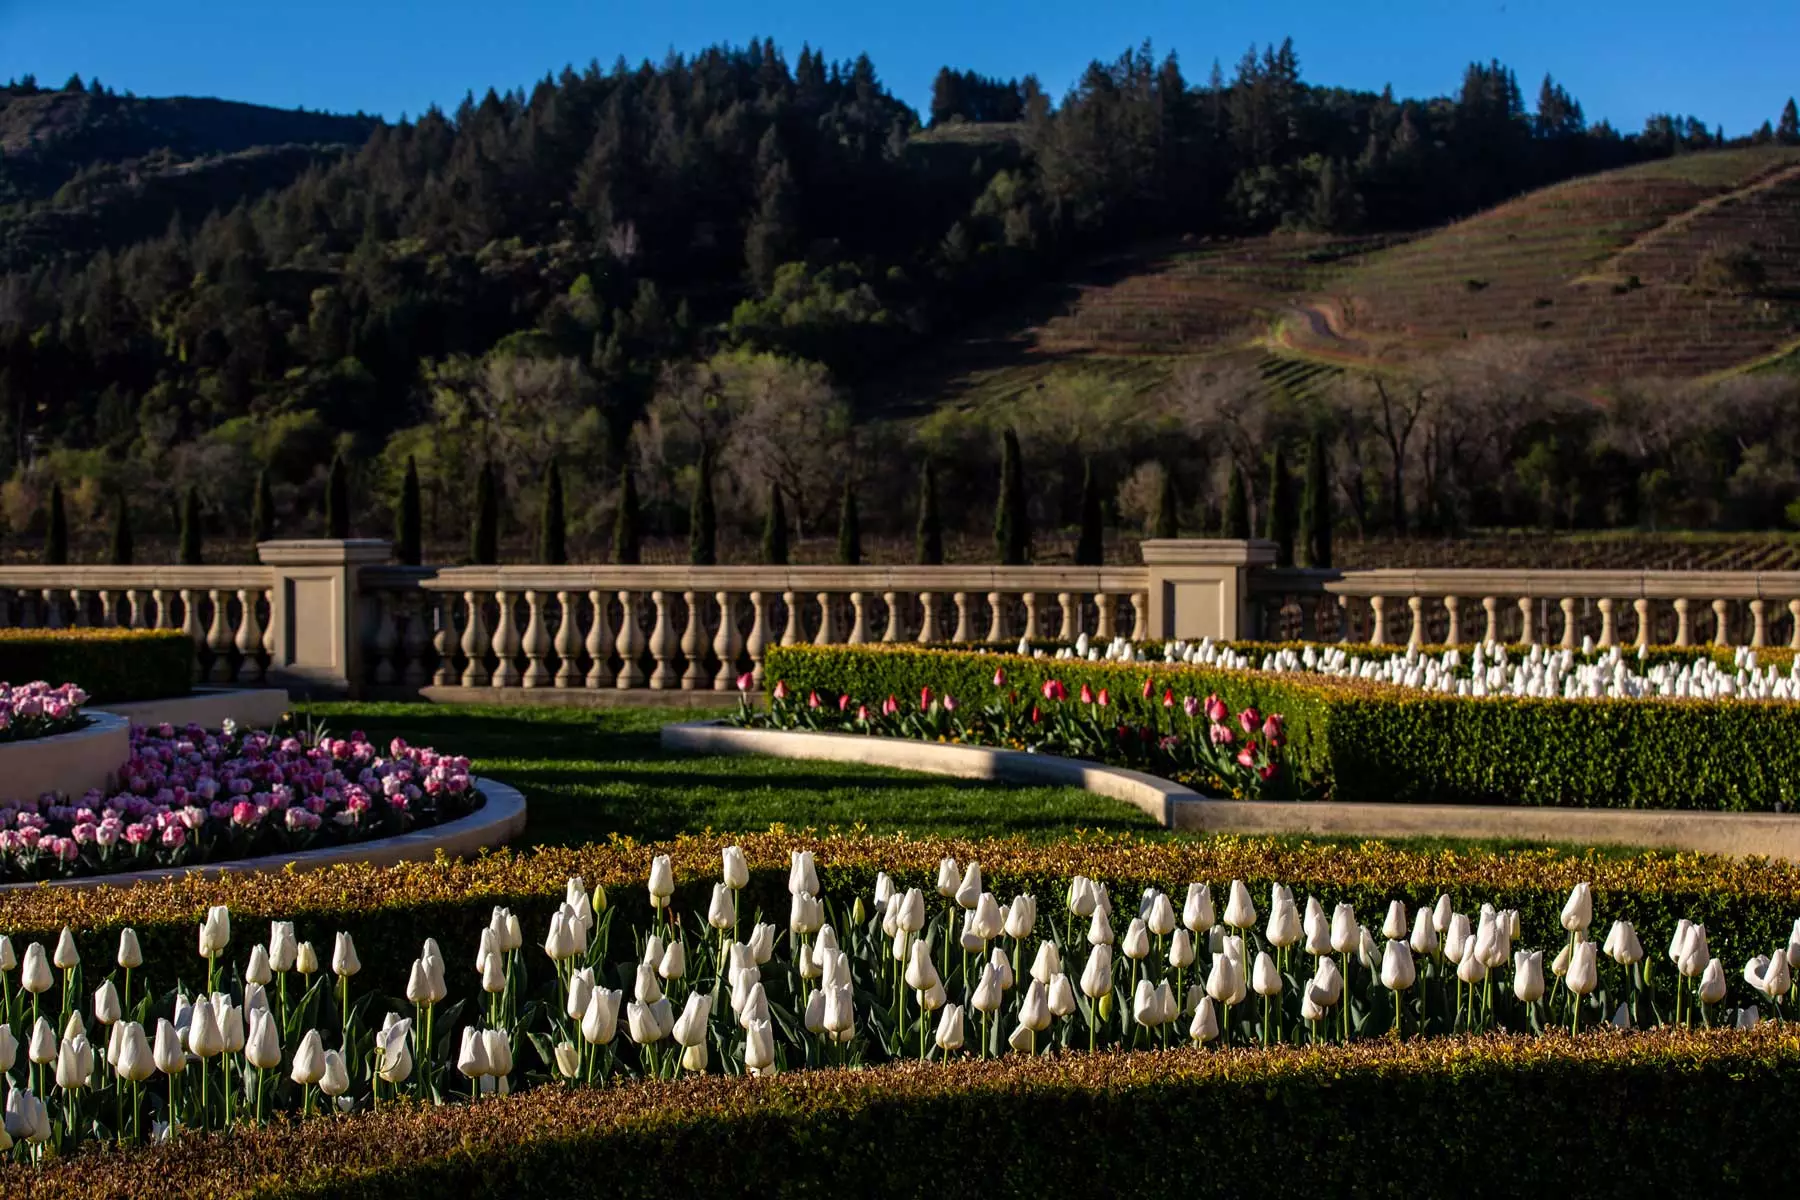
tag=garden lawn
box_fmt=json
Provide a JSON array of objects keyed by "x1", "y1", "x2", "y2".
[{"x1": 297, "y1": 703, "x2": 1659, "y2": 859}]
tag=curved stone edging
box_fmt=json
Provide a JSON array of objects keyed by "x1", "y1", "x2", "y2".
[
  {"x1": 0, "y1": 776, "x2": 528, "y2": 892},
  {"x1": 0, "y1": 712, "x2": 131, "y2": 806},
  {"x1": 105, "y1": 688, "x2": 291, "y2": 732},
  {"x1": 662, "y1": 722, "x2": 1800, "y2": 861}
]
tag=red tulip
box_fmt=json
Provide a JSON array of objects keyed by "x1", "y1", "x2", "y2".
[
  {"x1": 993, "y1": 668, "x2": 1007, "y2": 688},
  {"x1": 773, "y1": 680, "x2": 789, "y2": 701},
  {"x1": 857, "y1": 704, "x2": 869, "y2": 721},
  {"x1": 1261, "y1": 714, "x2": 1285, "y2": 747},
  {"x1": 1141, "y1": 677, "x2": 1154, "y2": 700},
  {"x1": 1237, "y1": 707, "x2": 1261, "y2": 734},
  {"x1": 1042, "y1": 679, "x2": 1068, "y2": 702},
  {"x1": 1097, "y1": 688, "x2": 1110, "y2": 708},
  {"x1": 839, "y1": 693, "x2": 851, "y2": 712},
  {"x1": 1080, "y1": 684, "x2": 1095, "y2": 705},
  {"x1": 1204, "y1": 694, "x2": 1227, "y2": 723},
  {"x1": 1029, "y1": 704, "x2": 1042, "y2": 724},
  {"x1": 943, "y1": 695, "x2": 958, "y2": 712},
  {"x1": 1209, "y1": 723, "x2": 1234, "y2": 746},
  {"x1": 1236, "y1": 741, "x2": 1258, "y2": 769},
  {"x1": 882, "y1": 695, "x2": 899, "y2": 716},
  {"x1": 808, "y1": 691, "x2": 822, "y2": 709},
  {"x1": 1162, "y1": 688, "x2": 1175, "y2": 708},
  {"x1": 1258, "y1": 763, "x2": 1279, "y2": 782},
  {"x1": 920, "y1": 686, "x2": 933, "y2": 710},
  {"x1": 736, "y1": 672, "x2": 755, "y2": 693}
]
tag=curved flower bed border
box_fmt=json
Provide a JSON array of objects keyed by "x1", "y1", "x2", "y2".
[
  {"x1": 664, "y1": 721, "x2": 1800, "y2": 861},
  {"x1": 0, "y1": 776, "x2": 524, "y2": 892},
  {"x1": 0, "y1": 712, "x2": 129, "y2": 811}
]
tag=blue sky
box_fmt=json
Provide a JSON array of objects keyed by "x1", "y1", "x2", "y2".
[{"x1": 3, "y1": 0, "x2": 1794, "y2": 135}]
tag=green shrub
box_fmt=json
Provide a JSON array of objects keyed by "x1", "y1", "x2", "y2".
[
  {"x1": 18, "y1": 1029, "x2": 1800, "y2": 1198},
  {"x1": 763, "y1": 643, "x2": 1800, "y2": 810},
  {"x1": 0, "y1": 629, "x2": 192, "y2": 702}
]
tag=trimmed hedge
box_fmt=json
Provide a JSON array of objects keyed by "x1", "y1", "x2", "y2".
[
  {"x1": 764, "y1": 643, "x2": 1800, "y2": 810},
  {"x1": 15, "y1": 1029, "x2": 1798, "y2": 1197},
  {"x1": 0, "y1": 629, "x2": 192, "y2": 703},
  {"x1": 4, "y1": 831, "x2": 1798, "y2": 1015}
]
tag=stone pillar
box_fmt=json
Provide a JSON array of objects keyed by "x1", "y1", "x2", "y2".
[
  {"x1": 1139, "y1": 539, "x2": 1279, "y2": 641},
  {"x1": 258, "y1": 539, "x2": 391, "y2": 697}
]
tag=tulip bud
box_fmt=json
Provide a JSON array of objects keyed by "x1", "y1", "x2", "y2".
[
  {"x1": 1698, "y1": 957, "x2": 1727, "y2": 1005},
  {"x1": 937, "y1": 857, "x2": 961, "y2": 898},
  {"x1": 153, "y1": 1020, "x2": 185, "y2": 1076},
  {"x1": 291, "y1": 1029, "x2": 326, "y2": 1085},
  {"x1": 1409, "y1": 908, "x2": 1439, "y2": 956},
  {"x1": 20, "y1": 943, "x2": 52, "y2": 994},
  {"x1": 1006, "y1": 894, "x2": 1039, "y2": 940},
  {"x1": 1560, "y1": 882, "x2": 1593, "y2": 933},
  {"x1": 1169, "y1": 929, "x2": 1196, "y2": 970},
  {"x1": 1182, "y1": 883, "x2": 1214, "y2": 932},
  {"x1": 1603, "y1": 920, "x2": 1644, "y2": 966},
  {"x1": 721, "y1": 845, "x2": 749, "y2": 890},
  {"x1": 1514, "y1": 950, "x2": 1546, "y2": 1002},
  {"x1": 1080, "y1": 944, "x2": 1114, "y2": 999},
  {"x1": 1565, "y1": 941, "x2": 1599, "y2": 996},
  {"x1": 1224, "y1": 880, "x2": 1257, "y2": 930},
  {"x1": 246, "y1": 1010, "x2": 282, "y2": 1071},
  {"x1": 1252, "y1": 951, "x2": 1282, "y2": 997},
  {"x1": 1266, "y1": 898, "x2": 1301, "y2": 949},
  {"x1": 1189, "y1": 996, "x2": 1220, "y2": 1043},
  {"x1": 320, "y1": 1050, "x2": 349, "y2": 1097},
  {"x1": 49, "y1": 926, "x2": 78, "y2": 972},
  {"x1": 1121, "y1": 918, "x2": 1151, "y2": 961},
  {"x1": 648, "y1": 854, "x2": 676, "y2": 907},
  {"x1": 332, "y1": 932, "x2": 360, "y2": 978},
  {"x1": 1432, "y1": 893, "x2": 1453, "y2": 933},
  {"x1": 1382, "y1": 901, "x2": 1408, "y2": 941},
  {"x1": 295, "y1": 942, "x2": 319, "y2": 975},
  {"x1": 117, "y1": 928, "x2": 143, "y2": 971},
  {"x1": 93, "y1": 980, "x2": 122, "y2": 1026},
  {"x1": 744, "y1": 1019, "x2": 777, "y2": 1074},
  {"x1": 1380, "y1": 940, "x2": 1416, "y2": 991},
  {"x1": 1329, "y1": 903, "x2": 1358, "y2": 954}
]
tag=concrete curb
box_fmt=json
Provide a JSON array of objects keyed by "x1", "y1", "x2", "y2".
[
  {"x1": 0, "y1": 712, "x2": 130, "y2": 805},
  {"x1": 662, "y1": 722, "x2": 1800, "y2": 860},
  {"x1": 0, "y1": 776, "x2": 527, "y2": 892},
  {"x1": 105, "y1": 688, "x2": 292, "y2": 731}
]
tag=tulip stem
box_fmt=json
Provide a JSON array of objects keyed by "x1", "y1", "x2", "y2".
[{"x1": 1393, "y1": 989, "x2": 1402, "y2": 1038}]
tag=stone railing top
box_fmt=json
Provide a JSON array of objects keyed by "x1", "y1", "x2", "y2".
[
  {"x1": 0, "y1": 565, "x2": 272, "y2": 589},
  {"x1": 360, "y1": 564, "x2": 1153, "y2": 592},
  {"x1": 1252, "y1": 566, "x2": 1800, "y2": 601},
  {"x1": 257, "y1": 539, "x2": 394, "y2": 567},
  {"x1": 1141, "y1": 538, "x2": 1278, "y2": 567}
]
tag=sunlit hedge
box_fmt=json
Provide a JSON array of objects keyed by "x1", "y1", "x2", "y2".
[{"x1": 0, "y1": 629, "x2": 191, "y2": 703}]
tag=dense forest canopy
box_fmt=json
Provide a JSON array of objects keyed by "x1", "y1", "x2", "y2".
[{"x1": 0, "y1": 38, "x2": 1796, "y2": 561}]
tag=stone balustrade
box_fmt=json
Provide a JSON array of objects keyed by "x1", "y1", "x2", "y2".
[{"x1": 1252, "y1": 568, "x2": 1800, "y2": 649}]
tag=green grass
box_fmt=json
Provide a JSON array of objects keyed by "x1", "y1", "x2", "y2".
[{"x1": 297, "y1": 703, "x2": 1668, "y2": 861}]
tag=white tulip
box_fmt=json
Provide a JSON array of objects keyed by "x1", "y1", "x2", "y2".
[
  {"x1": 1380, "y1": 940, "x2": 1415, "y2": 991},
  {"x1": 823, "y1": 984, "x2": 855, "y2": 1038},
  {"x1": 117, "y1": 928, "x2": 143, "y2": 970},
  {"x1": 93, "y1": 980, "x2": 121, "y2": 1026},
  {"x1": 1300, "y1": 981, "x2": 1330, "y2": 1023},
  {"x1": 1169, "y1": 929, "x2": 1196, "y2": 970},
  {"x1": 905, "y1": 940, "x2": 941, "y2": 992},
  {"x1": 671, "y1": 992, "x2": 712, "y2": 1047},
  {"x1": 115, "y1": 1022, "x2": 153, "y2": 1084},
  {"x1": 937, "y1": 857, "x2": 961, "y2": 898},
  {"x1": 936, "y1": 1004, "x2": 965, "y2": 1051},
  {"x1": 319, "y1": 1050, "x2": 349, "y2": 1097},
  {"x1": 1311, "y1": 957, "x2": 1343, "y2": 1005},
  {"x1": 1409, "y1": 908, "x2": 1439, "y2": 956},
  {"x1": 1382, "y1": 901, "x2": 1408, "y2": 941},
  {"x1": 1224, "y1": 880, "x2": 1257, "y2": 930},
  {"x1": 332, "y1": 933, "x2": 360, "y2": 978},
  {"x1": 1565, "y1": 941, "x2": 1599, "y2": 996},
  {"x1": 648, "y1": 854, "x2": 676, "y2": 906},
  {"x1": 483, "y1": 1028, "x2": 513, "y2": 1077},
  {"x1": 1764, "y1": 949, "x2": 1793, "y2": 999},
  {"x1": 1006, "y1": 894, "x2": 1038, "y2": 940},
  {"x1": 543, "y1": 913, "x2": 577, "y2": 961},
  {"x1": 20, "y1": 943, "x2": 52, "y2": 994},
  {"x1": 894, "y1": 889, "x2": 926, "y2": 934},
  {"x1": 245, "y1": 1010, "x2": 282, "y2": 1071},
  {"x1": 1603, "y1": 920, "x2": 1644, "y2": 965},
  {"x1": 1560, "y1": 882, "x2": 1593, "y2": 933},
  {"x1": 971, "y1": 964, "x2": 1003, "y2": 1014},
  {"x1": 971, "y1": 893, "x2": 1005, "y2": 940},
  {"x1": 1048, "y1": 973, "x2": 1077, "y2": 1018},
  {"x1": 748, "y1": 922, "x2": 777, "y2": 964},
  {"x1": 1189, "y1": 996, "x2": 1220, "y2": 1043},
  {"x1": 955, "y1": 862, "x2": 983, "y2": 909},
  {"x1": 0, "y1": 1027, "x2": 14, "y2": 1073},
  {"x1": 1121, "y1": 918, "x2": 1151, "y2": 961},
  {"x1": 291, "y1": 1029, "x2": 325, "y2": 1085},
  {"x1": 634, "y1": 963, "x2": 664, "y2": 1006},
  {"x1": 1030, "y1": 941, "x2": 1062, "y2": 985},
  {"x1": 1252, "y1": 951, "x2": 1282, "y2": 997},
  {"x1": 582, "y1": 988, "x2": 621, "y2": 1046},
  {"x1": 268, "y1": 922, "x2": 297, "y2": 973},
  {"x1": 199, "y1": 906, "x2": 231, "y2": 959},
  {"x1": 1457, "y1": 948, "x2": 1488, "y2": 984},
  {"x1": 721, "y1": 845, "x2": 749, "y2": 890},
  {"x1": 708, "y1": 883, "x2": 737, "y2": 931},
  {"x1": 1302, "y1": 897, "x2": 1332, "y2": 956},
  {"x1": 1145, "y1": 892, "x2": 1176, "y2": 937},
  {"x1": 1444, "y1": 913, "x2": 1472, "y2": 964},
  {"x1": 153, "y1": 1020, "x2": 185, "y2": 1076},
  {"x1": 1018, "y1": 979, "x2": 1051, "y2": 1031},
  {"x1": 1205, "y1": 951, "x2": 1242, "y2": 1006},
  {"x1": 1080, "y1": 944, "x2": 1114, "y2": 999},
  {"x1": 1432, "y1": 894, "x2": 1453, "y2": 933},
  {"x1": 1088, "y1": 908, "x2": 1114, "y2": 947},
  {"x1": 1329, "y1": 903, "x2": 1358, "y2": 954},
  {"x1": 55, "y1": 1035, "x2": 93, "y2": 1090},
  {"x1": 744, "y1": 1018, "x2": 776, "y2": 1074},
  {"x1": 658, "y1": 941, "x2": 686, "y2": 982},
  {"x1": 553, "y1": 1040, "x2": 581, "y2": 1079},
  {"x1": 1514, "y1": 950, "x2": 1545, "y2": 1002},
  {"x1": 1698, "y1": 957, "x2": 1727, "y2": 1005},
  {"x1": 1737, "y1": 1005, "x2": 1760, "y2": 1030},
  {"x1": 790, "y1": 892, "x2": 824, "y2": 936},
  {"x1": 788, "y1": 849, "x2": 819, "y2": 897},
  {"x1": 1182, "y1": 883, "x2": 1214, "y2": 932},
  {"x1": 1266, "y1": 898, "x2": 1301, "y2": 949}
]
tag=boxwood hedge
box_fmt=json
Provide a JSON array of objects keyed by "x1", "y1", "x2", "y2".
[
  {"x1": 763, "y1": 643, "x2": 1800, "y2": 811},
  {"x1": 0, "y1": 628, "x2": 192, "y2": 703}
]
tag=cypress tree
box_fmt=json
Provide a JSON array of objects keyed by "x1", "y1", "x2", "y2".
[
  {"x1": 1150, "y1": 464, "x2": 1178, "y2": 539},
  {"x1": 761, "y1": 481, "x2": 789, "y2": 566},
  {"x1": 915, "y1": 460, "x2": 944, "y2": 565},
  {"x1": 994, "y1": 428, "x2": 1030, "y2": 565},
  {"x1": 1300, "y1": 430, "x2": 1333, "y2": 567},
  {"x1": 1224, "y1": 466, "x2": 1250, "y2": 539},
  {"x1": 836, "y1": 480, "x2": 862, "y2": 565},
  {"x1": 251, "y1": 469, "x2": 275, "y2": 544},
  {"x1": 109, "y1": 494, "x2": 133, "y2": 565},
  {"x1": 1265, "y1": 446, "x2": 1295, "y2": 566},
  {"x1": 611, "y1": 464, "x2": 641, "y2": 565},
  {"x1": 179, "y1": 486, "x2": 203, "y2": 565},
  {"x1": 1074, "y1": 456, "x2": 1104, "y2": 565},
  {"x1": 540, "y1": 458, "x2": 567, "y2": 565},
  {"x1": 688, "y1": 450, "x2": 716, "y2": 566},
  {"x1": 325, "y1": 454, "x2": 350, "y2": 538},
  {"x1": 470, "y1": 462, "x2": 498, "y2": 565},
  {"x1": 395, "y1": 456, "x2": 422, "y2": 565},
  {"x1": 44, "y1": 483, "x2": 67, "y2": 565}
]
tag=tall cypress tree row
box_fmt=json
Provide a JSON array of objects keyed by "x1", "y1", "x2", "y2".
[
  {"x1": 995, "y1": 428, "x2": 1030, "y2": 565},
  {"x1": 395, "y1": 456, "x2": 422, "y2": 565},
  {"x1": 43, "y1": 483, "x2": 68, "y2": 565},
  {"x1": 325, "y1": 454, "x2": 350, "y2": 539},
  {"x1": 689, "y1": 450, "x2": 716, "y2": 566},
  {"x1": 836, "y1": 480, "x2": 862, "y2": 566},
  {"x1": 109, "y1": 493, "x2": 133, "y2": 565},
  {"x1": 471, "y1": 462, "x2": 498, "y2": 565},
  {"x1": 1074, "y1": 456, "x2": 1104, "y2": 565},
  {"x1": 540, "y1": 458, "x2": 567, "y2": 565},
  {"x1": 179, "y1": 486, "x2": 203, "y2": 565},
  {"x1": 761, "y1": 481, "x2": 789, "y2": 566},
  {"x1": 251, "y1": 469, "x2": 275, "y2": 544},
  {"x1": 1150, "y1": 464, "x2": 1179, "y2": 539},
  {"x1": 1300, "y1": 429, "x2": 1333, "y2": 567},
  {"x1": 1265, "y1": 446, "x2": 1295, "y2": 566},
  {"x1": 611, "y1": 464, "x2": 641, "y2": 566},
  {"x1": 1224, "y1": 466, "x2": 1250, "y2": 539},
  {"x1": 916, "y1": 460, "x2": 944, "y2": 565}
]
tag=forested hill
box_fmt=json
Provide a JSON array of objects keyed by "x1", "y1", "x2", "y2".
[{"x1": 0, "y1": 41, "x2": 1794, "y2": 557}]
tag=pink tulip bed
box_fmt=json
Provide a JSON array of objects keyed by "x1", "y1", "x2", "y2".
[
  {"x1": 729, "y1": 671, "x2": 1292, "y2": 801},
  {"x1": 0, "y1": 721, "x2": 481, "y2": 884},
  {"x1": 0, "y1": 682, "x2": 89, "y2": 744}
]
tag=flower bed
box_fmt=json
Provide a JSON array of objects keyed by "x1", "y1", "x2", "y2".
[
  {"x1": 761, "y1": 643, "x2": 1800, "y2": 810},
  {"x1": 0, "y1": 682, "x2": 87, "y2": 744},
  {"x1": 0, "y1": 630, "x2": 191, "y2": 705},
  {"x1": 13, "y1": 1028, "x2": 1798, "y2": 1198},
  {"x1": 0, "y1": 721, "x2": 480, "y2": 884},
  {"x1": 0, "y1": 846, "x2": 1794, "y2": 1166}
]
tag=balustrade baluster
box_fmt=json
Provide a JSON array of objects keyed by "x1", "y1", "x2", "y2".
[
  {"x1": 177, "y1": 590, "x2": 203, "y2": 682},
  {"x1": 207, "y1": 589, "x2": 237, "y2": 683},
  {"x1": 41, "y1": 589, "x2": 63, "y2": 630},
  {"x1": 814, "y1": 592, "x2": 839, "y2": 646},
  {"x1": 432, "y1": 594, "x2": 457, "y2": 687},
  {"x1": 1440, "y1": 596, "x2": 1460, "y2": 646},
  {"x1": 951, "y1": 592, "x2": 972, "y2": 643},
  {"x1": 153, "y1": 589, "x2": 175, "y2": 629},
  {"x1": 1712, "y1": 599, "x2": 1731, "y2": 648},
  {"x1": 985, "y1": 592, "x2": 1006, "y2": 643},
  {"x1": 1750, "y1": 599, "x2": 1769, "y2": 649},
  {"x1": 1789, "y1": 600, "x2": 1800, "y2": 651},
  {"x1": 881, "y1": 591, "x2": 902, "y2": 642},
  {"x1": 236, "y1": 587, "x2": 265, "y2": 684},
  {"x1": 491, "y1": 591, "x2": 522, "y2": 688},
  {"x1": 1407, "y1": 597, "x2": 1424, "y2": 649},
  {"x1": 461, "y1": 591, "x2": 492, "y2": 687},
  {"x1": 918, "y1": 592, "x2": 941, "y2": 644},
  {"x1": 1674, "y1": 598, "x2": 1693, "y2": 647},
  {"x1": 1095, "y1": 594, "x2": 1116, "y2": 641},
  {"x1": 713, "y1": 592, "x2": 743, "y2": 690},
  {"x1": 680, "y1": 590, "x2": 709, "y2": 689},
  {"x1": 1369, "y1": 595, "x2": 1389, "y2": 646},
  {"x1": 1058, "y1": 592, "x2": 1079, "y2": 642},
  {"x1": 746, "y1": 591, "x2": 770, "y2": 684},
  {"x1": 1558, "y1": 598, "x2": 1577, "y2": 649},
  {"x1": 616, "y1": 591, "x2": 647, "y2": 689},
  {"x1": 586, "y1": 591, "x2": 617, "y2": 688},
  {"x1": 848, "y1": 592, "x2": 869, "y2": 645},
  {"x1": 262, "y1": 588, "x2": 276, "y2": 674},
  {"x1": 1023, "y1": 592, "x2": 1042, "y2": 642},
  {"x1": 401, "y1": 594, "x2": 430, "y2": 688},
  {"x1": 99, "y1": 590, "x2": 118, "y2": 627},
  {"x1": 1130, "y1": 592, "x2": 1149, "y2": 641},
  {"x1": 372, "y1": 591, "x2": 399, "y2": 686},
  {"x1": 1634, "y1": 598, "x2": 1652, "y2": 649},
  {"x1": 781, "y1": 591, "x2": 803, "y2": 647},
  {"x1": 648, "y1": 591, "x2": 677, "y2": 689},
  {"x1": 1510, "y1": 597, "x2": 1531, "y2": 646},
  {"x1": 553, "y1": 592, "x2": 582, "y2": 687},
  {"x1": 521, "y1": 590, "x2": 551, "y2": 687},
  {"x1": 1597, "y1": 599, "x2": 1616, "y2": 649}
]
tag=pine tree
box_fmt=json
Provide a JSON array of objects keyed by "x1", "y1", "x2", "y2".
[
  {"x1": 43, "y1": 483, "x2": 67, "y2": 565},
  {"x1": 395, "y1": 456, "x2": 422, "y2": 565},
  {"x1": 1299, "y1": 430, "x2": 1333, "y2": 567},
  {"x1": 1150, "y1": 464, "x2": 1179, "y2": 539},
  {"x1": 1779, "y1": 98, "x2": 1800, "y2": 145},
  {"x1": 761, "y1": 481, "x2": 789, "y2": 566},
  {"x1": 836, "y1": 480, "x2": 862, "y2": 566},
  {"x1": 915, "y1": 460, "x2": 944, "y2": 564},
  {"x1": 179, "y1": 487, "x2": 203, "y2": 565},
  {"x1": 1224, "y1": 467, "x2": 1250, "y2": 539},
  {"x1": 325, "y1": 453, "x2": 350, "y2": 538},
  {"x1": 251, "y1": 469, "x2": 275, "y2": 544},
  {"x1": 1074, "y1": 457, "x2": 1104, "y2": 565},
  {"x1": 611, "y1": 465, "x2": 641, "y2": 565},
  {"x1": 539, "y1": 458, "x2": 567, "y2": 565},
  {"x1": 109, "y1": 494, "x2": 133, "y2": 566},
  {"x1": 1265, "y1": 447, "x2": 1295, "y2": 566},
  {"x1": 688, "y1": 450, "x2": 716, "y2": 566},
  {"x1": 470, "y1": 462, "x2": 498, "y2": 565},
  {"x1": 994, "y1": 428, "x2": 1030, "y2": 564}
]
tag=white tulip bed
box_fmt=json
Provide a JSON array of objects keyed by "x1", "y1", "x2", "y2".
[
  {"x1": 1048, "y1": 633, "x2": 1800, "y2": 702},
  {"x1": 0, "y1": 847, "x2": 1792, "y2": 1163}
]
